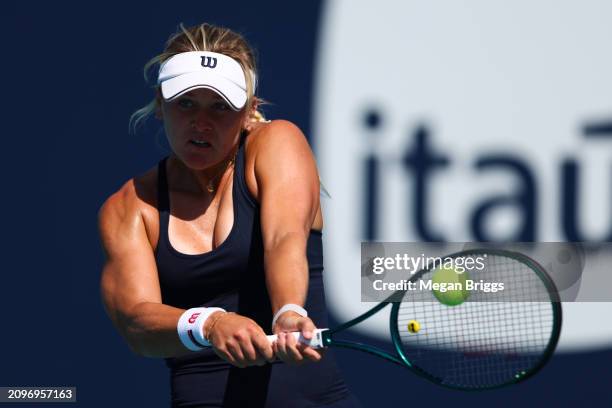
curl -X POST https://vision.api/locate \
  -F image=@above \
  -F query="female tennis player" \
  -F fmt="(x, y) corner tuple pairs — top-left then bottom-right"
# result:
(98, 23), (360, 407)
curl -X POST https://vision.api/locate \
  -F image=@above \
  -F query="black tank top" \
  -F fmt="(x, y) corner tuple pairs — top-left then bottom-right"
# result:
(155, 132), (326, 370)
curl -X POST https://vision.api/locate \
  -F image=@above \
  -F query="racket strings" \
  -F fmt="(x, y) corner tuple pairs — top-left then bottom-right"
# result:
(396, 254), (557, 389)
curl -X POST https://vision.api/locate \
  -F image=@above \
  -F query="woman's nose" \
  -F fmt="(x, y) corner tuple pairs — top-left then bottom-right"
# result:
(192, 113), (213, 132)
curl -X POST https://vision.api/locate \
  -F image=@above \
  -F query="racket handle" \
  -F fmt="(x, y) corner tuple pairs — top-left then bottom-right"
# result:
(266, 328), (327, 349)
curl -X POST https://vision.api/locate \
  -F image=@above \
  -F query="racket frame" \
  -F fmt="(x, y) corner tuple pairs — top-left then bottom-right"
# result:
(325, 248), (563, 390)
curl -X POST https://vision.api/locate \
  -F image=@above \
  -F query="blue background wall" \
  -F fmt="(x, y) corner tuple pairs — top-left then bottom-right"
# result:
(1, 1), (610, 406)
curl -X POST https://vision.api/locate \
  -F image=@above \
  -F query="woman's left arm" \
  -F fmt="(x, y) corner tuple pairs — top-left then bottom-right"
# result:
(253, 120), (323, 364)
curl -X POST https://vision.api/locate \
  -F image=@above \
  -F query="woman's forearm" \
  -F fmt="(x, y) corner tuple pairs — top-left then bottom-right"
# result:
(264, 233), (310, 315)
(122, 302), (193, 358)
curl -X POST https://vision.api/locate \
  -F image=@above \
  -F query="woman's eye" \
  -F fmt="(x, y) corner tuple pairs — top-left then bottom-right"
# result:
(178, 99), (194, 108)
(213, 102), (230, 111)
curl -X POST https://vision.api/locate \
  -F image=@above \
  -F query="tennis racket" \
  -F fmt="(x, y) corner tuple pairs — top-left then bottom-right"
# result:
(267, 248), (562, 390)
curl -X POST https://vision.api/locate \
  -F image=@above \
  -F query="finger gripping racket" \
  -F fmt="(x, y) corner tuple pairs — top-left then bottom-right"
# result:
(267, 249), (562, 391)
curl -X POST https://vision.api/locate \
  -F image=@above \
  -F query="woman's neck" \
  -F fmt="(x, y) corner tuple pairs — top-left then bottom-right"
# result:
(167, 148), (238, 196)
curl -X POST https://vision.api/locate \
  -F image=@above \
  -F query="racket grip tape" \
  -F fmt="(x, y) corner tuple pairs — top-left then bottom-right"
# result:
(266, 328), (327, 349)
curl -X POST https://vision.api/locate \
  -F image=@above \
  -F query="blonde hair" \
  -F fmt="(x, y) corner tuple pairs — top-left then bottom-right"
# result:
(130, 22), (267, 132)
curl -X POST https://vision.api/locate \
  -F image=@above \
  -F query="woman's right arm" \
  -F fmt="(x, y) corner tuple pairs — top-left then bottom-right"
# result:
(98, 181), (274, 366)
(98, 183), (188, 358)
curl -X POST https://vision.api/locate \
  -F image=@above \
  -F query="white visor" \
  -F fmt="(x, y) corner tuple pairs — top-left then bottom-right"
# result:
(158, 51), (248, 110)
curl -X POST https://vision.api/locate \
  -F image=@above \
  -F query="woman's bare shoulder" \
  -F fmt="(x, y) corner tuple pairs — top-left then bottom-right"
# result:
(98, 166), (159, 236)
(245, 119), (309, 155)
(247, 119), (305, 141)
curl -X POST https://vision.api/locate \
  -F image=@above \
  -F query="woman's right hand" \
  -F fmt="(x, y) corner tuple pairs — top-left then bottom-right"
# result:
(205, 312), (275, 367)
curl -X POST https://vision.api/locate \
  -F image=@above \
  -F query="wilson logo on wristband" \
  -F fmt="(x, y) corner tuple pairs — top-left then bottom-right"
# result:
(188, 313), (201, 324)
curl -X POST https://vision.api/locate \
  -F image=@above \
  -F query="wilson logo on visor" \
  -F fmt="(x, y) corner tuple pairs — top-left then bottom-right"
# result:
(201, 56), (218, 68)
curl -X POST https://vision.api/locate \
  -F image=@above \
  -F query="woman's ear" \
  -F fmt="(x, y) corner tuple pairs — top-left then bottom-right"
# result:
(242, 99), (257, 130)
(243, 116), (253, 132)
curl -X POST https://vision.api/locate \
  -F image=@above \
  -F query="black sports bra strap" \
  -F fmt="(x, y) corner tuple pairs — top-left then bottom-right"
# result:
(157, 157), (170, 212)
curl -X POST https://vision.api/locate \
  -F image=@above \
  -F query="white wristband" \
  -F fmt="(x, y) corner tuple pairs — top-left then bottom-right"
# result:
(271, 304), (308, 330)
(177, 307), (226, 351)
(192, 307), (225, 347)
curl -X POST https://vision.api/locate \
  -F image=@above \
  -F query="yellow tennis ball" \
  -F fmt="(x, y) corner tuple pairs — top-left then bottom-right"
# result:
(431, 265), (470, 306)
(407, 320), (420, 333)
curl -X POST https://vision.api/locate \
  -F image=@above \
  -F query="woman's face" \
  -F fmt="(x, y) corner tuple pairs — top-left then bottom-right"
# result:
(159, 88), (246, 170)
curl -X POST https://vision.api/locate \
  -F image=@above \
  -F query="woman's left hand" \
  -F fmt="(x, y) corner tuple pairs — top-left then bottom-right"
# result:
(272, 311), (324, 365)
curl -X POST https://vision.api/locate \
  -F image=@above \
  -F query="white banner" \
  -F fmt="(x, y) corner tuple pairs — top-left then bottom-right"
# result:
(314, 0), (612, 352)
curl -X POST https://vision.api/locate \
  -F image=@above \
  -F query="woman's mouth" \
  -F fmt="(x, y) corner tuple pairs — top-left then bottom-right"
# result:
(190, 140), (211, 148)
